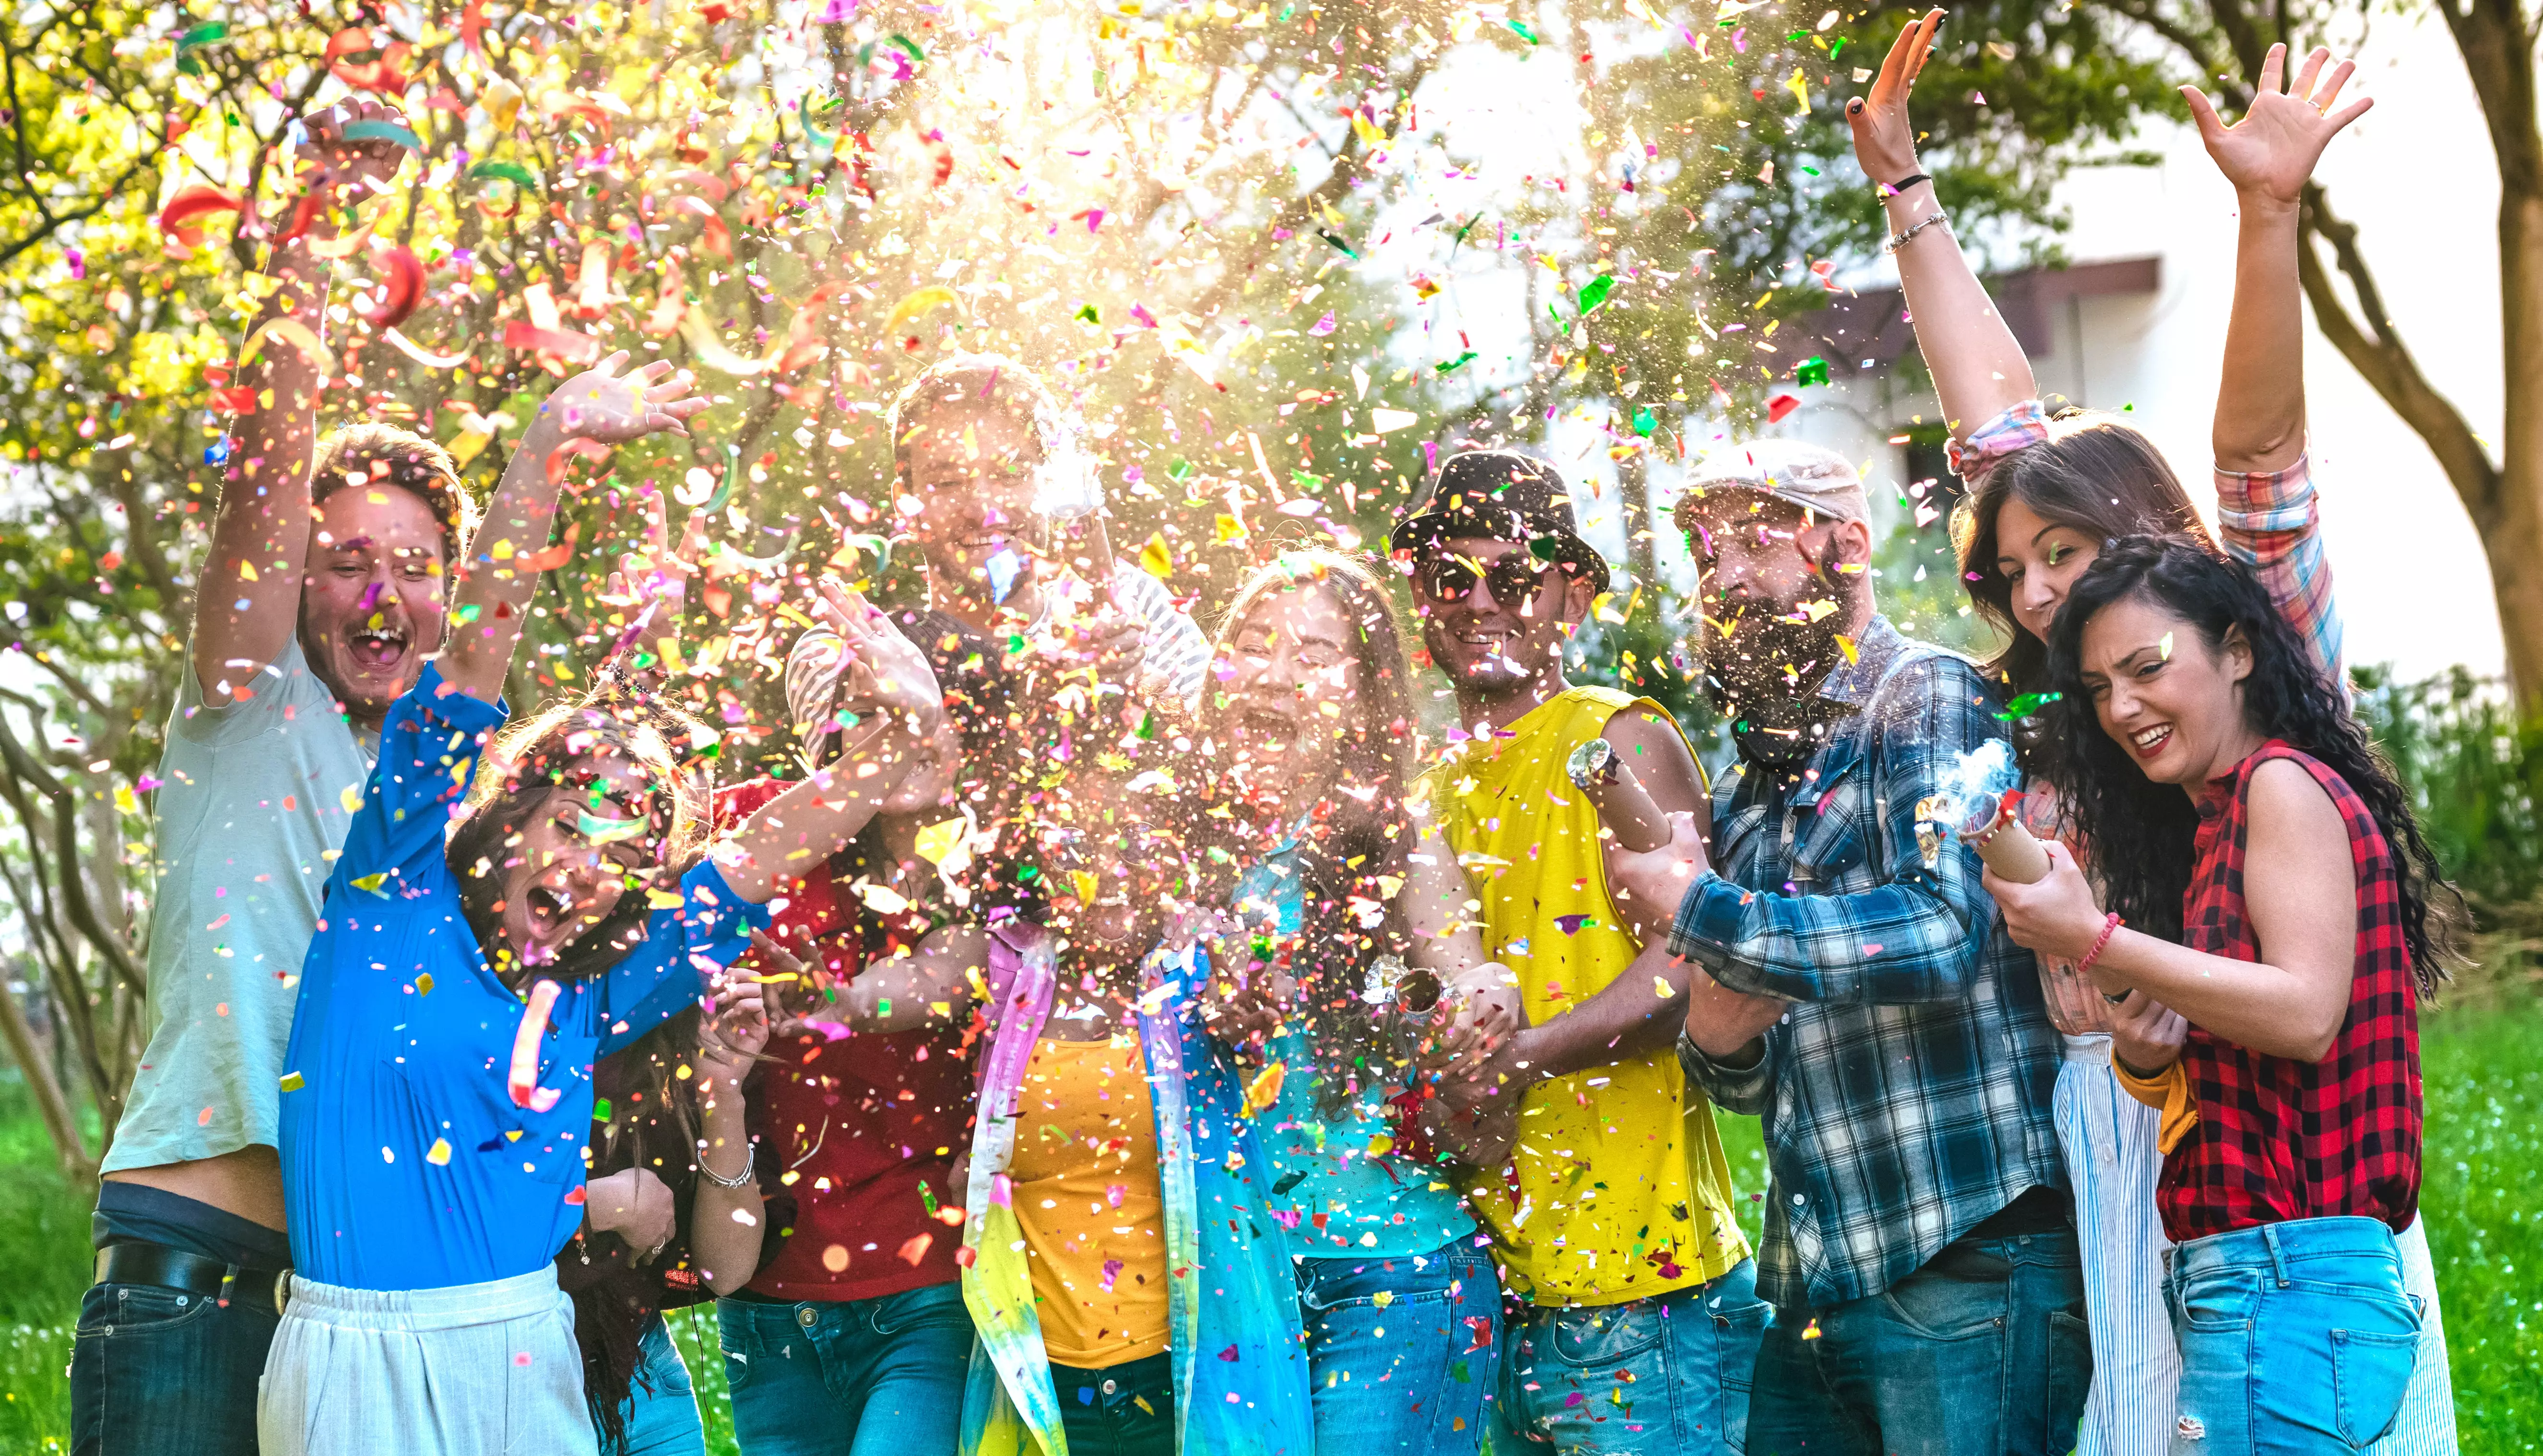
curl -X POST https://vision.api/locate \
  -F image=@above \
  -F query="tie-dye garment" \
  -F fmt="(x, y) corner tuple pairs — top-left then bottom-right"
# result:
(957, 925), (1313, 1456)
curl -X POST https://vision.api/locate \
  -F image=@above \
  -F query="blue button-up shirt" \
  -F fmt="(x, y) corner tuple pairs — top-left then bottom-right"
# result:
(1672, 617), (2064, 1311)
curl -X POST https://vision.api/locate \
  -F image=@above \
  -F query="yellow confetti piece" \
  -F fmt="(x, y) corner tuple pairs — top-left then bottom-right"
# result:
(426, 1137), (451, 1166)
(1655, 976), (1673, 998)
(1069, 869), (1100, 906)
(1245, 1060), (1287, 1115)
(913, 818), (966, 866)
(1139, 531), (1175, 580)
(340, 784), (366, 814)
(349, 872), (390, 895)
(880, 284), (958, 341)
(1834, 634), (1859, 665)
(1366, 1134), (1394, 1159)
(751, 971), (801, 984)
(418, 973), (434, 995)
(1214, 513), (1249, 545)
(237, 560), (259, 581)
(1786, 67), (1812, 114)
(2159, 631), (2175, 660)
(648, 888), (686, 909)
(279, 1071), (305, 1092)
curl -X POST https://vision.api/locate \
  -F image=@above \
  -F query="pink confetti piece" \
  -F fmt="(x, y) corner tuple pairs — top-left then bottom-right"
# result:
(508, 979), (561, 1108)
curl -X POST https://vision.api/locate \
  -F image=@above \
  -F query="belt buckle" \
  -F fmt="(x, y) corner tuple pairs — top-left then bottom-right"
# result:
(273, 1269), (294, 1317)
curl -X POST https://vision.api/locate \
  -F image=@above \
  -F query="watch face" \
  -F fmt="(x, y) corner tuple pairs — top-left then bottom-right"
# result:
(1565, 736), (1617, 789)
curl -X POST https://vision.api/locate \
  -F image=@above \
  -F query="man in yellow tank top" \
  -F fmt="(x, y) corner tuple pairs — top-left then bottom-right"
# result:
(1391, 450), (1767, 1456)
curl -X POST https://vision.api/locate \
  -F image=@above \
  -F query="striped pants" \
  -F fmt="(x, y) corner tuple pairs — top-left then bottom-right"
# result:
(2055, 1037), (2460, 1456)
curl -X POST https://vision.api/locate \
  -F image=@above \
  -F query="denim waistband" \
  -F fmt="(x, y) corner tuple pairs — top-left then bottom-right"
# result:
(2169, 1216), (2401, 1283)
(282, 1265), (563, 1331)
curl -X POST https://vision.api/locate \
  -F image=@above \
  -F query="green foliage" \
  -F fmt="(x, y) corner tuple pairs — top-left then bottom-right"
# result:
(2354, 666), (2543, 916)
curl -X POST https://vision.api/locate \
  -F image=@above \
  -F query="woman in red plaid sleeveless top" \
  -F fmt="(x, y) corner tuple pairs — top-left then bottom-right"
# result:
(1987, 536), (2460, 1456)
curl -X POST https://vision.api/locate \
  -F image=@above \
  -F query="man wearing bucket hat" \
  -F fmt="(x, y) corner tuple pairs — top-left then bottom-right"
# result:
(1397, 449), (1769, 1455)
(1603, 438), (2083, 1454)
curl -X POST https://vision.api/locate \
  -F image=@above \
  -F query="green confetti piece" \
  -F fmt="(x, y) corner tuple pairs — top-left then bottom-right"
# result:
(451, 603), (482, 623)
(343, 119), (425, 150)
(1315, 229), (1359, 259)
(887, 33), (925, 62)
(1795, 356), (1830, 387)
(1434, 350), (1479, 374)
(799, 93), (839, 143)
(1830, 37), (1846, 58)
(1507, 18), (1539, 42)
(1074, 303), (1100, 324)
(1632, 408), (1656, 437)
(1578, 274), (1615, 314)
(1168, 458), (1194, 481)
(593, 1097), (613, 1123)
(1996, 691), (2063, 720)
(469, 160), (541, 189)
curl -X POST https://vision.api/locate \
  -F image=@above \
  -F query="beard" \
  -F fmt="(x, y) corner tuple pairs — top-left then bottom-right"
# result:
(1700, 601), (1851, 768)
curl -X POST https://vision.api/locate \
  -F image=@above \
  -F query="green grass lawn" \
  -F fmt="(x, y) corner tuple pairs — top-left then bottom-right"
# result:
(3, 1001), (2538, 1454)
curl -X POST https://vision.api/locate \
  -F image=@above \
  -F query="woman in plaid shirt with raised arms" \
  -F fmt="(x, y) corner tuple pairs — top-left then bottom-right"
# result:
(1990, 535), (2459, 1456)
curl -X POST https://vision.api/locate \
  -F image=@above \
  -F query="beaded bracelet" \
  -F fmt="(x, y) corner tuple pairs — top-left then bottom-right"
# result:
(1883, 211), (1949, 254)
(2077, 911), (2124, 996)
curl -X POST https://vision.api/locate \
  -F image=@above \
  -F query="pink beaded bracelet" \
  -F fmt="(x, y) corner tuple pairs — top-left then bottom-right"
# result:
(2076, 912), (2123, 978)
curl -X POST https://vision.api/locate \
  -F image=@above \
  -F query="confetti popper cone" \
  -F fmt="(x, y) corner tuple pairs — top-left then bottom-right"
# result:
(1964, 800), (2053, 885)
(1566, 738), (1668, 853)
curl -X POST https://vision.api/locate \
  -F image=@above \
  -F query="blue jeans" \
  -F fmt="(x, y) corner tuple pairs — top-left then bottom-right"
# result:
(1747, 1227), (2090, 1456)
(615, 1314), (706, 1455)
(1495, 1259), (1770, 1454)
(70, 1273), (278, 1456)
(1054, 1351), (1176, 1456)
(1298, 1237), (1501, 1454)
(718, 1282), (973, 1456)
(2167, 1217), (2423, 1455)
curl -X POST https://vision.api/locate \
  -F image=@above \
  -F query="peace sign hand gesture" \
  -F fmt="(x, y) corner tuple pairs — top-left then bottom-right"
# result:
(1847, 8), (1944, 190)
(2185, 44), (2373, 211)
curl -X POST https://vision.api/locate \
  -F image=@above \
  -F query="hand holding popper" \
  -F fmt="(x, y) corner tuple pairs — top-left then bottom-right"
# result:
(1567, 738), (1670, 853)
(1919, 738), (2051, 884)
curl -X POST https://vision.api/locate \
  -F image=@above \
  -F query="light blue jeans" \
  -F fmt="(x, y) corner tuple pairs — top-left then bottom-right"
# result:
(2166, 1217), (2423, 1455)
(1494, 1258), (1770, 1455)
(615, 1314), (705, 1455)
(1296, 1237), (1501, 1454)
(716, 1282), (973, 1456)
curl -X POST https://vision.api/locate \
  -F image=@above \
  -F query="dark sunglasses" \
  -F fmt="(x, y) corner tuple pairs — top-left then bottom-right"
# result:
(1414, 553), (1560, 608)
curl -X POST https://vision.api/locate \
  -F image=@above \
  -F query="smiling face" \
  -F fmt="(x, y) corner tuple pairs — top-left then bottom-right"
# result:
(1993, 493), (2103, 644)
(2077, 591), (2263, 790)
(1213, 584), (1364, 818)
(298, 482), (449, 725)
(1413, 535), (1592, 708)
(487, 755), (662, 972)
(899, 397), (1044, 611)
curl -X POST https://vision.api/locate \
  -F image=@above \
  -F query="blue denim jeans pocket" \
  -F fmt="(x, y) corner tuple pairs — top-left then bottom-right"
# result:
(1297, 1241), (1499, 1455)
(717, 1284), (972, 1456)
(2169, 1218), (2421, 1456)
(72, 1279), (276, 1456)
(1502, 1261), (1762, 1456)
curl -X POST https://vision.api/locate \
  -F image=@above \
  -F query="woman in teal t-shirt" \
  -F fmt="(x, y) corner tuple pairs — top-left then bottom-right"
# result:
(1190, 551), (1514, 1455)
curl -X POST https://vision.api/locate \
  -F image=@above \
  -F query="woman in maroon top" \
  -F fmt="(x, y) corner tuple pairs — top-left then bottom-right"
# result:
(1989, 536), (2458, 1455)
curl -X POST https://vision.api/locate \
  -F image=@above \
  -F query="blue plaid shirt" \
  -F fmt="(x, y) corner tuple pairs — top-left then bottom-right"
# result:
(1672, 617), (2065, 1312)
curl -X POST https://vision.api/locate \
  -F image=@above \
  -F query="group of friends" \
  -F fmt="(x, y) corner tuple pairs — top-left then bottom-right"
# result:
(71, 17), (2464, 1456)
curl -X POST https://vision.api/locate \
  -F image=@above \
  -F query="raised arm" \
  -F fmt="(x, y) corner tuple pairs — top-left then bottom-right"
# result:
(692, 960), (772, 1296)
(435, 353), (705, 705)
(195, 103), (406, 700)
(2192, 45), (2372, 474)
(714, 590), (943, 904)
(1847, 10), (2037, 440)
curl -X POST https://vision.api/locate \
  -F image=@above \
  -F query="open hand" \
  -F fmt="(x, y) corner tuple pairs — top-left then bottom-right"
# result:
(817, 579), (945, 734)
(1603, 811), (1713, 941)
(603, 486), (704, 617)
(296, 100), (410, 203)
(1846, 9), (1943, 190)
(2184, 44), (2372, 210)
(538, 352), (708, 447)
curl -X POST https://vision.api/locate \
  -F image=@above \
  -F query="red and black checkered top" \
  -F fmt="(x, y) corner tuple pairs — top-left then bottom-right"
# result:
(2157, 740), (2424, 1243)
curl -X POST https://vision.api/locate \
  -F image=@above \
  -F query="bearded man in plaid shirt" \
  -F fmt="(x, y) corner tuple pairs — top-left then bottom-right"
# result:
(1606, 441), (2083, 1456)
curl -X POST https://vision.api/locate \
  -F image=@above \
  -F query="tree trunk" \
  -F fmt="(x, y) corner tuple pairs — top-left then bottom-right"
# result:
(0, 971), (93, 1184)
(2483, 172), (2543, 708)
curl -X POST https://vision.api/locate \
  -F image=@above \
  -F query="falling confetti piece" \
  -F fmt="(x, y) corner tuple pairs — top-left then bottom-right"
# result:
(426, 1137), (451, 1165)
(883, 285), (959, 340)
(1245, 1061), (1287, 1115)
(280, 1071), (305, 1092)
(1578, 275), (1616, 314)
(1995, 691), (2063, 720)
(469, 160), (541, 190)
(341, 119), (424, 150)
(508, 979), (561, 1108)
(157, 183), (244, 235)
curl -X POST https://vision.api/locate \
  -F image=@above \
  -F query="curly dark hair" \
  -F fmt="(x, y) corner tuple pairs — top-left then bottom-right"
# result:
(1950, 411), (2213, 767)
(1197, 550), (1424, 1118)
(2044, 535), (2458, 997)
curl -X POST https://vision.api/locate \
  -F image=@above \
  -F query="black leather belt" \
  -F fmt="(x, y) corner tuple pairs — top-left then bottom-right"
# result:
(95, 1240), (291, 1315)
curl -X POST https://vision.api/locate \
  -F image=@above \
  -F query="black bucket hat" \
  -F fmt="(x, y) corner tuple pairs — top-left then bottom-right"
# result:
(1387, 449), (1611, 595)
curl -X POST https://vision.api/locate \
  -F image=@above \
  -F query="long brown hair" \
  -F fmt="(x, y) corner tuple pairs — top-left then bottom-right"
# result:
(1952, 411), (2215, 702)
(1202, 550), (1422, 1117)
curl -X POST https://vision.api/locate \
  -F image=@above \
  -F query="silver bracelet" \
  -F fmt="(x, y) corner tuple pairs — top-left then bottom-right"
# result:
(1884, 211), (1950, 254)
(698, 1143), (758, 1189)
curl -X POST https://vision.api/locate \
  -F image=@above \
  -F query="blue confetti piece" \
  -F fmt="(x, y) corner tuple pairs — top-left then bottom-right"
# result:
(986, 548), (1022, 605)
